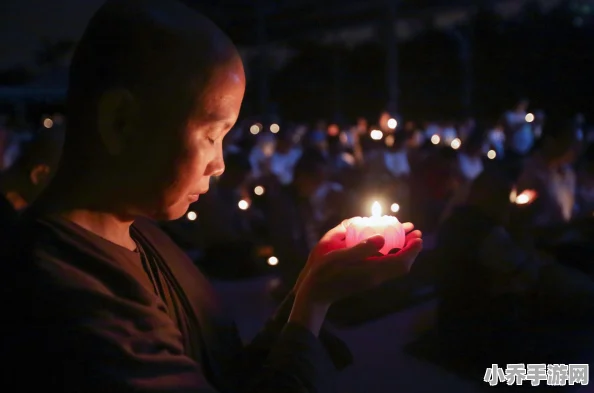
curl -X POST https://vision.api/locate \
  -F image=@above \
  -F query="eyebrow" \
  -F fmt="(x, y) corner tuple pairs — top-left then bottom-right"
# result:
(191, 112), (235, 128)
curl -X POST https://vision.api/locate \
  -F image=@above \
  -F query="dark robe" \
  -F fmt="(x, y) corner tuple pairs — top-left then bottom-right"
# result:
(1, 214), (351, 392)
(0, 193), (18, 249)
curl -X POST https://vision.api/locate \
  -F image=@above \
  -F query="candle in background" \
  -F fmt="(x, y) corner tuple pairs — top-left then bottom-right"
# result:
(510, 187), (537, 205)
(370, 130), (383, 141)
(254, 185), (265, 196)
(450, 138), (462, 150)
(387, 118), (398, 130)
(345, 201), (406, 255)
(250, 124), (261, 135)
(514, 189), (537, 205)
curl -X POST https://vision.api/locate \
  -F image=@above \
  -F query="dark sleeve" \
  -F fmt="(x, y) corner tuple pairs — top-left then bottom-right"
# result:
(21, 256), (341, 393)
(243, 293), (353, 375)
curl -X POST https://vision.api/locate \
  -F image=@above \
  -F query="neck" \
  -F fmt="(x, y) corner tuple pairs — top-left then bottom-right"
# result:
(34, 170), (137, 251)
(63, 209), (136, 250)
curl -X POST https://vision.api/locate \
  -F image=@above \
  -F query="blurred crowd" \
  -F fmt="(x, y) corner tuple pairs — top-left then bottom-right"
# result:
(2, 97), (594, 372)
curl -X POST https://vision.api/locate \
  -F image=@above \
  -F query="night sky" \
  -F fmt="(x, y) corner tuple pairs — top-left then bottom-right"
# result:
(0, 0), (103, 69)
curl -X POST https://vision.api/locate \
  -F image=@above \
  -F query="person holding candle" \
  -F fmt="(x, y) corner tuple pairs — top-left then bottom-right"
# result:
(514, 118), (582, 244)
(0, 1), (424, 392)
(435, 168), (594, 368)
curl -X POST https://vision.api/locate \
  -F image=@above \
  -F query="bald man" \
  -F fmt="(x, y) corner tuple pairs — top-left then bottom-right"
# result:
(1, 0), (424, 392)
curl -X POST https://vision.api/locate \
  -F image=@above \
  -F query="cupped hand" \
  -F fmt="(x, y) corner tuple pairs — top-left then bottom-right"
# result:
(294, 221), (423, 306)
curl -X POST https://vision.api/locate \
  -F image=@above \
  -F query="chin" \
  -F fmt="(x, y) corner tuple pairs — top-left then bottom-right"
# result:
(165, 206), (190, 221)
(148, 203), (190, 222)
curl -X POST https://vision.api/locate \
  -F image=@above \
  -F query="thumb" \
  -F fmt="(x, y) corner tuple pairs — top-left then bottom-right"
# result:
(328, 235), (385, 264)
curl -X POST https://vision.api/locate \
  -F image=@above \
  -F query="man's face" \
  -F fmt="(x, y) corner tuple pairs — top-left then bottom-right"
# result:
(135, 60), (245, 221)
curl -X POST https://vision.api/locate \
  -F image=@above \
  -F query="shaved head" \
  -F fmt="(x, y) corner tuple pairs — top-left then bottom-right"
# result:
(67, 0), (239, 151)
(55, 0), (246, 220)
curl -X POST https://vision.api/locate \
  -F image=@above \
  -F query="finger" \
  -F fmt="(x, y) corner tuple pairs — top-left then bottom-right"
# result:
(367, 241), (424, 283)
(327, 235), (385, 264)
(314, 221), (352, 257)
(371, 238), (423, 264)
(344, 240), (422, 288)
(402, 222), (414, 233)
(405, 230), (422, 242)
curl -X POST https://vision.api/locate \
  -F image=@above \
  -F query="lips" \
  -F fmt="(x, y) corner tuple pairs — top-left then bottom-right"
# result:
(188, 194), (199, 202)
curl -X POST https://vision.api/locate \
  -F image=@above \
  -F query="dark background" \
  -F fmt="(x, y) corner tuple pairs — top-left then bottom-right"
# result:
(1, 0), (592, 125)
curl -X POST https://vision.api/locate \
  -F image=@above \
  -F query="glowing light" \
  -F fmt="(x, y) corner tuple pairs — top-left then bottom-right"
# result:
(514, 190), (537, 205)
(250, 124), (261, 135)
(431, 134), (440, 145)
(515, 194), (530, 205)
(328, 124), (339, 137)
(254, 185), (265, 196)
(385, 134), (395, 147)
(510, 188), (518, 203)
(451, 138), (461, 150)
(267, 256), (279, 266)
(387, 118), (397, 130)
(370, 130), (383, 140)
(371, 201), (382, 217)
(43, 118), (53, 128)
(525, 113), (535, 123)
(238, 200), (249, 210)
(270, 123), (280, 133)
(186, 211), (197, 221)
(487, 150), (497, 160)
(390, 203), (400, 213)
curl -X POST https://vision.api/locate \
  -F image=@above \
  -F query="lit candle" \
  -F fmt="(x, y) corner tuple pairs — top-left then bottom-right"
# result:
(254, 185), (265, 195)
(345, 201), (405, 255)
(387, 118), (397, 130)
(510, 187), (537, 205)
(370, 129), (383, 140)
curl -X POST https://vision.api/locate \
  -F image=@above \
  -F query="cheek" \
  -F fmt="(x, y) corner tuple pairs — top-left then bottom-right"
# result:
(175, 141), (214, 185)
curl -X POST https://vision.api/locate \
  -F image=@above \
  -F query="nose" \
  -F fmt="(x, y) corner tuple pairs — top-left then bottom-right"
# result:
(205, 144), (225, 177)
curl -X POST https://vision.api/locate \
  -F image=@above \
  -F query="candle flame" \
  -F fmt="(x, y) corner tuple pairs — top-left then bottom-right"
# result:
(371, 201), (382, 217)
(515, 194), (530, 204)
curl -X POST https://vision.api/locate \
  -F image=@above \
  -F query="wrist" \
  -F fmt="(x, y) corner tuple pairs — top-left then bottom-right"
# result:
(288, 291), (330, 337)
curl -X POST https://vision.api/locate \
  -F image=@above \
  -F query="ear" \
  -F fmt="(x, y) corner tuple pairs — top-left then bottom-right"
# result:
(5, 191), (28, 211)
(30, 164), (51, 186)
(97, 89), (138, 155)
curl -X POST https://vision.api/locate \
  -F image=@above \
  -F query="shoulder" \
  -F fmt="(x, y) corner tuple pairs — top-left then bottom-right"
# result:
(133, 217), (187, 257)
(6, 217), (151, 302)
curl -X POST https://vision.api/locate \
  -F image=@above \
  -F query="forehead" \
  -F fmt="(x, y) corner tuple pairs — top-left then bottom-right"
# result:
(189, 65), (245, 126)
